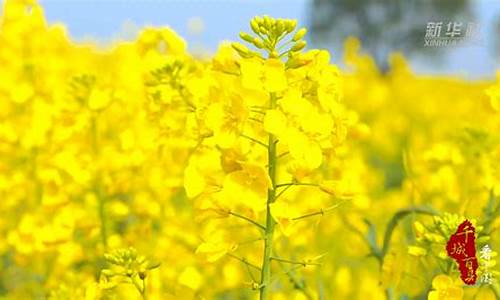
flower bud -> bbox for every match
[413,221,426,236]
[232,42,252,57]
[291,40,307,52]
[263,15,271,27]
[293,28,307,42]
[276,20,284,34]
[104,254,119,265]
[252,37,264,49]
[286,20,297,33]
[250,19,260,34]
[239,32,254,43]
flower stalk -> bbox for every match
[259,92,278,300]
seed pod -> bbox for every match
[146,260,161,270]
[293,28,307,42]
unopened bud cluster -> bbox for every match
[102,247,160,281]
[232,15,308,61]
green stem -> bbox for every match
[259,92,278,300]
[270,256,321,266]
[142,279,147,300]
[291,200,347,221]
[132,277,147,300]
[275,182,318,189]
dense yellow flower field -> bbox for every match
[0,1,499,299]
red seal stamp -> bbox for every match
[446,220,478,285]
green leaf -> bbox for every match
[381,206,438,259]
[363,218,382,261]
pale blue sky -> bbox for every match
[39,0,309,49]
[14,0,500,79]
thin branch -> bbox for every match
[248,117,263,123]
[268,264,310,288]
[238,237,264,246]
[141,278,147,300]
[245,260,258,282]
[240,134,268,148]
[271,256,321,267]
[275,182,318,189]
[277,151,289,159]
[227,253,261,271]
[229,211,266,230]
[291,200,348,221]
[250,109,266,115]
[275,184,292,200]
[340,214,366,241]
[273,250,314,299]
[279,50,292,58]
[219,70,240,76]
